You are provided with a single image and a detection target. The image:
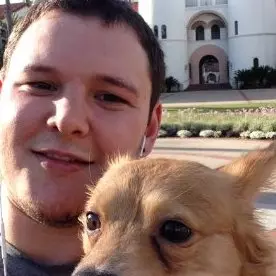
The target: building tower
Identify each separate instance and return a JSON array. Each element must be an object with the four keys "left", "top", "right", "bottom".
[{"left": 138, "top": 0, "right": 188, "bottom": 90}]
